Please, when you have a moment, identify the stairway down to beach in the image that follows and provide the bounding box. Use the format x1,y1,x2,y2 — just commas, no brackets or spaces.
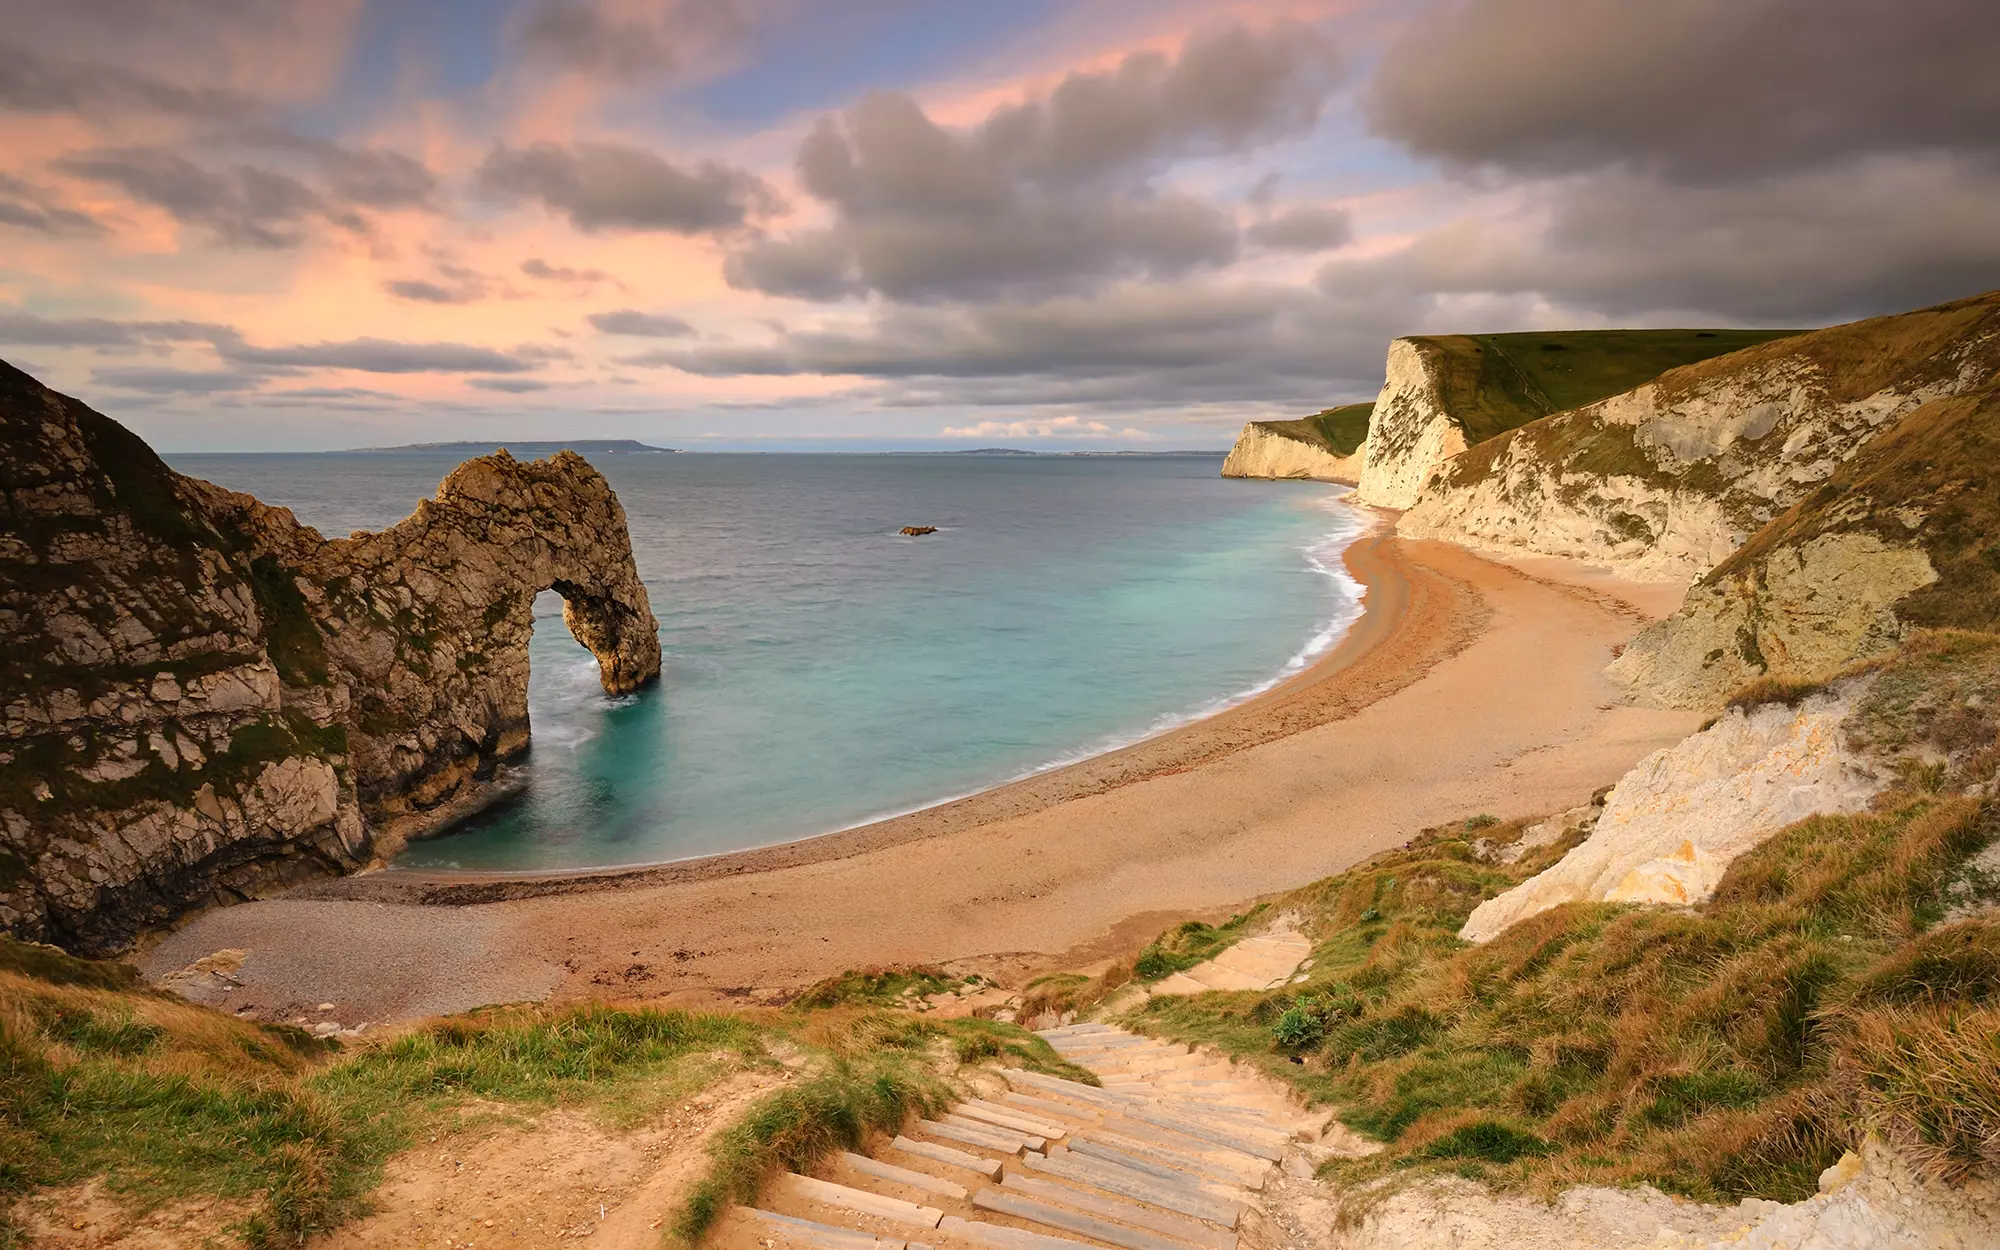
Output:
1146,931,1314,997
713,1023,1333,1250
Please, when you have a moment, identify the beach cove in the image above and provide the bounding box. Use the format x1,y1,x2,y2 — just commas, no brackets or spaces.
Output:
141,522,1703,1023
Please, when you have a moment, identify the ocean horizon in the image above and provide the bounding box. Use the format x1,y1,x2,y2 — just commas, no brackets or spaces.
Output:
169,450,1365,872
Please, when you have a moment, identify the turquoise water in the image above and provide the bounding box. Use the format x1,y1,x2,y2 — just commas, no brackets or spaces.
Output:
168,452,1363,872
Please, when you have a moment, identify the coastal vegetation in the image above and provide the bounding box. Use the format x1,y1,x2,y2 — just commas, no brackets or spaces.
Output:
0,937,1084,1247
1256,402,1374,457
1410,327,1800,447
1087,632,2000,1213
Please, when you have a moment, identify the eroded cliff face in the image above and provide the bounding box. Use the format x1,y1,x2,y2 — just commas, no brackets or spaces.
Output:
1400,292,2000,582
1219,421,1361,480
1459,681,1885,943
0,362,660,953
1352,339,1466,509
1611,385,1998,709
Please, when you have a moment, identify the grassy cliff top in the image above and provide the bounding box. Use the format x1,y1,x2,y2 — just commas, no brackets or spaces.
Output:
1412,328,1802,446
1252,401,1374,457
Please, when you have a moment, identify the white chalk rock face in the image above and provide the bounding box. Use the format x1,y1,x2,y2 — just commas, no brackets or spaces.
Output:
1458,683,1883,943
1219,422,1360,480
1321,1139,2000,1250
1353,339,1465,509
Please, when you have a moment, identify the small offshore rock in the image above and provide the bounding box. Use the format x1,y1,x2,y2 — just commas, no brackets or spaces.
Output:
900,525,938,536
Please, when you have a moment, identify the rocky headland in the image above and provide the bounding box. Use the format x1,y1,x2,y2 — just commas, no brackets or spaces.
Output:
0,360,659,954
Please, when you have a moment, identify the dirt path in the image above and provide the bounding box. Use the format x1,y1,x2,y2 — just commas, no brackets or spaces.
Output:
142,526,1701,1025
316,1071,778,1250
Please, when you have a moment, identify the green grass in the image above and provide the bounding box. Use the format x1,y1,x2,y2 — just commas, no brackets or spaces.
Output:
1413,329,1801,447
1,939,1105,1247
790,965,973,1010
0,961,775,1247
1254,402,1375,458
1131,906,1268,983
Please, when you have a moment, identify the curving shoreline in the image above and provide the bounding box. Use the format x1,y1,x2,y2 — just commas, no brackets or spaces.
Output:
141,522,1704,1023
290,505,1441,905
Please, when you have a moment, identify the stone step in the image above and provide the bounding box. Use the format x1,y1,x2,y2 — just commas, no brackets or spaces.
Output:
1038,1024,1117,1039
1144,1094,1296,1128
1002,1092,1105,1127
917,1119,1037,1156
957,1100,1070,1140
1147,973,1213,996
1020,1152,1240,1227
736,1207,913,1250
997,1176,1234,1250
1176,965,1271,993
891,1136,1004,1179
937,1214,1096,1250
1002,1069,1148,1113
779,1173,944,1230
1048,1033,1151,1052
1081,1053,1210,1074
1064,1141,1249,1197
942,1114,1045,1152
839,1152,971,1201
1073,1132,1267,1191
972,1188,1205,1250
1083,1116,1274,1174
1110,1107,1286,1162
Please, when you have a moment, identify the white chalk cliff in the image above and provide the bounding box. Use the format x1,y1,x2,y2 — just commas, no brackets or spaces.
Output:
1351,338,1466,509
1400,296,2000,581
1459,681,1883,944
1219,421,1360,480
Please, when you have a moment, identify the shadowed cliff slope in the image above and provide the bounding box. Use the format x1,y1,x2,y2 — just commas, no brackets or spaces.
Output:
0,361,660,953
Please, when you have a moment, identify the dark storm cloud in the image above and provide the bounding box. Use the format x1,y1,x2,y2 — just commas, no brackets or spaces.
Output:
54,147,329,248
0,39,257,119
589,309,695,337
1319,158,2000,327
476,140,775,234
517,0,743,82
384,263,497,305
91,365,266,393
726,20,1343,302
643,280,1397,412
1246,205,1351,253
0,309,554,377
53,140,436,249
0,172,102,235
386,280,467,304
1368,0,2000,180
0,311,227,348
521,257,613,284
212,336,539,375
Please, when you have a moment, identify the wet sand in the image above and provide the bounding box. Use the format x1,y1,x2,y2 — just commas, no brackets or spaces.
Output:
141,517,1702,1025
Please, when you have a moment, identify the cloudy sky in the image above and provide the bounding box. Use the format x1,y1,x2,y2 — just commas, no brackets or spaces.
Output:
3,0,1997,451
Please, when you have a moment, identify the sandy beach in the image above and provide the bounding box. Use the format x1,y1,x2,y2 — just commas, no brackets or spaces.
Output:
141,513,1702,1024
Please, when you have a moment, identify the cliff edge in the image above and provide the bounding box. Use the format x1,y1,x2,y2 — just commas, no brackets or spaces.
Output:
1351,328,1798,510
0,361,660,953
1220,403,1370,481
1400,293,2000,583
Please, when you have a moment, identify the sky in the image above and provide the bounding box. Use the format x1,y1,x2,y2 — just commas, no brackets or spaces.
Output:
2,0,1997,452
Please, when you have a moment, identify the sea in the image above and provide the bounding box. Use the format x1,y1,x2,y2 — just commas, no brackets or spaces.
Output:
166,451,1365,873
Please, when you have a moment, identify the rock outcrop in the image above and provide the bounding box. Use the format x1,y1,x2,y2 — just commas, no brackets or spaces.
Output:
0,361,660,953
1322,1138,2000,1250
1459,679,1885,943
1352,339,1468,508
1610,385,1997,709
1220,420,1362,481
1400,292,2000,581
